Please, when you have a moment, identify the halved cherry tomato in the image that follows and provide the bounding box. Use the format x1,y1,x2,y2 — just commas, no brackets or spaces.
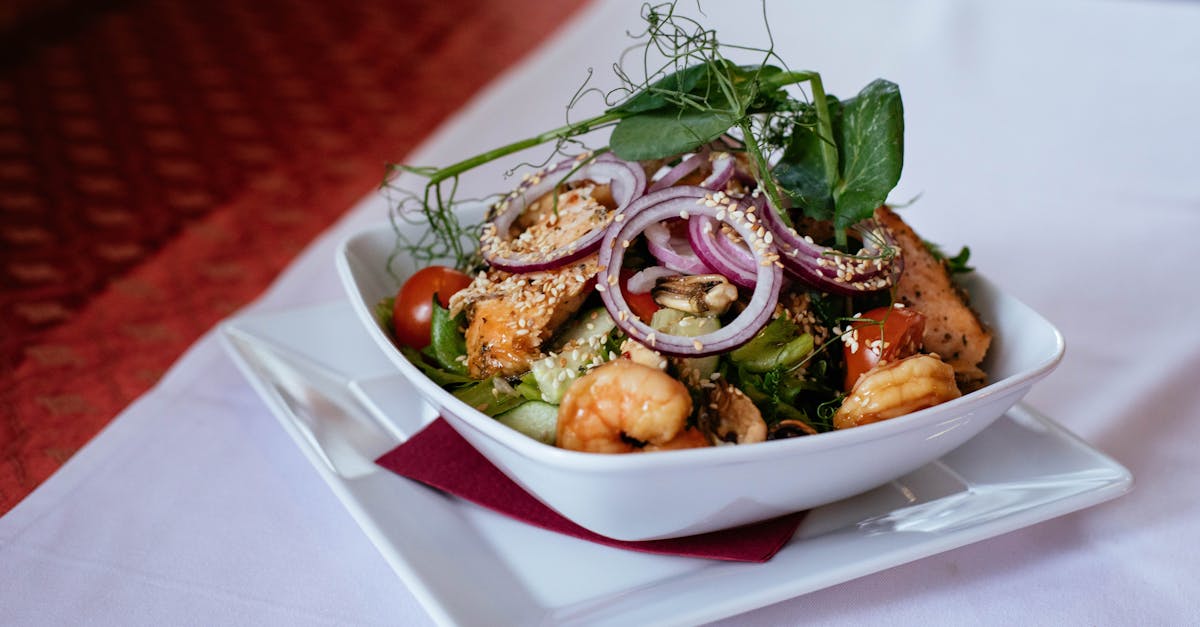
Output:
843,305,925,391
620,269,660,324
393,265,473,348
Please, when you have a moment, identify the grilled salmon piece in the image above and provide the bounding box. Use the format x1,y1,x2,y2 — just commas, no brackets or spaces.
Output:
875,206,991,391
457,257,599,378
455,187,608,379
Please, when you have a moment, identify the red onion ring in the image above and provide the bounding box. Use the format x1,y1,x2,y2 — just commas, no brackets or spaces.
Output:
643,220,710,275
700,152,735,190
686,212,757,288
648,152,707,192
597,186,782,357
759,199,902,295
713,220,757,270
481,154,646,272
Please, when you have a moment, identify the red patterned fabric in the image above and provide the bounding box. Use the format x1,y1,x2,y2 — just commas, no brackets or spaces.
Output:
0,0,589,514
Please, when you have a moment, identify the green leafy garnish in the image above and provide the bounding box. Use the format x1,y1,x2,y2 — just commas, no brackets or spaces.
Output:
774,79,904,240
423,297,468,375
384,1,906,268
451,377,527,417
925,241,975,274
374,296,396,338
609,108,738,161
831,79,904,230
399,347,473,387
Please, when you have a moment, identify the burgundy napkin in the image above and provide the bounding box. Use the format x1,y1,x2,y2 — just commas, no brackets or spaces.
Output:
375,418,804,562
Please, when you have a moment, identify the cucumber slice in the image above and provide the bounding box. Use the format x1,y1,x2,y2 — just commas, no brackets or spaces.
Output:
534,307,617,404
650,308,721,379
552,307,616,348
729,317,814,372
530,355,581,405
496,401,559,445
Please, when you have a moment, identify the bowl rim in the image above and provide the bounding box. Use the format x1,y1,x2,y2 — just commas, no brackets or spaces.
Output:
336,224,1065,474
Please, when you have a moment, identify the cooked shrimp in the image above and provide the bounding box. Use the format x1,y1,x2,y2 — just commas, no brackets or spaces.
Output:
834,354,961,429
556,360,709,453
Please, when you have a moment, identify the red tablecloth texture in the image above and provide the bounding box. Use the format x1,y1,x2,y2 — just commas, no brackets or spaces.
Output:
0,0,588,515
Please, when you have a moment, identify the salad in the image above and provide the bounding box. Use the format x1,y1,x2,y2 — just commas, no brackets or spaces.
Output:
377,2,991,453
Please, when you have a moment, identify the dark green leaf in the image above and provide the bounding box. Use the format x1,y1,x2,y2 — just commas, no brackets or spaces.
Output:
374,296,396,338
452,378,527,417
806,289,848,328
427,298,468,375
610,109,737,161
773,100,839,221
609,61,787,116
946,246,974,274
607,62,721,115
924,241,974,274
608,62,795,161
400,346,474,387
832,79,904,229
731,64,792,113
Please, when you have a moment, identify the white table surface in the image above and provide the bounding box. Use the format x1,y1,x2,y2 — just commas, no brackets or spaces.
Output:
3,0,1198,624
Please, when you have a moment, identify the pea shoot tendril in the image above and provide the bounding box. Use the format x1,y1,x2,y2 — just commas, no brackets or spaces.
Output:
383,0,904,270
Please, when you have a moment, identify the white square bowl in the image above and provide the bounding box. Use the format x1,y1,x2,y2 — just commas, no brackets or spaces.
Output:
336,221,1064,541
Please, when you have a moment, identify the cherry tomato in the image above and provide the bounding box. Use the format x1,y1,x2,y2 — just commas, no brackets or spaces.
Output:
843,305,925,391
620,269,660,324
392,266,473,348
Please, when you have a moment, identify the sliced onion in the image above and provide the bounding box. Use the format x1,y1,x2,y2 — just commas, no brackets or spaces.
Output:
481,154,646,272
686,213,756,288
643,219,710,275
625,266,678,294
713,220,757,270
759,199,902,295
700,152,735,190
598,186,782,357
648,152,707,192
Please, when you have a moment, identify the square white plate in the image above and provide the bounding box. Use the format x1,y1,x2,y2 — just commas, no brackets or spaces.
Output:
220,301,1131,627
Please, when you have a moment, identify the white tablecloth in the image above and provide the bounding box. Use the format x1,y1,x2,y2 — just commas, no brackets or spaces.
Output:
3,0,1198,624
